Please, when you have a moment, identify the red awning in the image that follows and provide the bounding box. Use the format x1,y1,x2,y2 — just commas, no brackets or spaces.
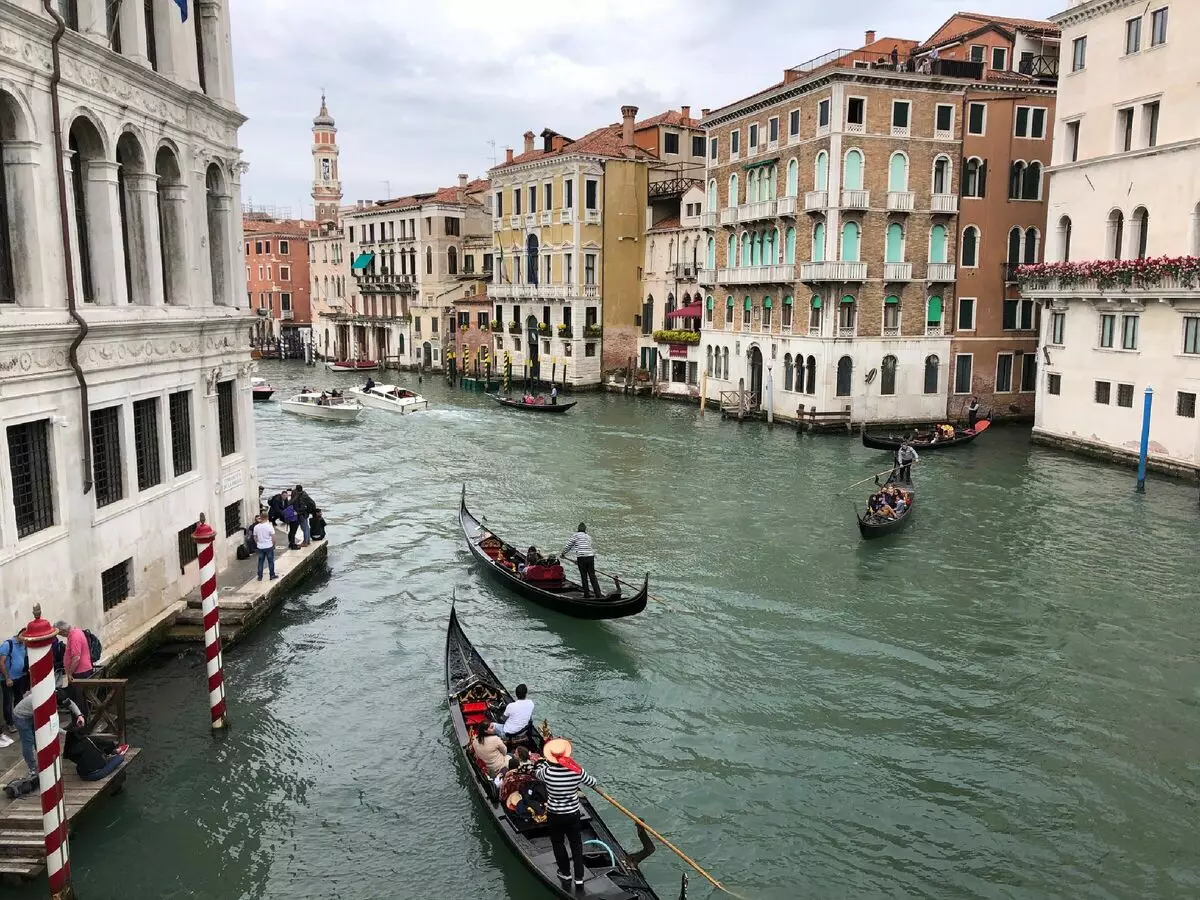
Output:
666,303,703,320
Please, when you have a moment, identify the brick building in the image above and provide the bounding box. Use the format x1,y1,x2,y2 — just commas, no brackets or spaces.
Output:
243,215,313,355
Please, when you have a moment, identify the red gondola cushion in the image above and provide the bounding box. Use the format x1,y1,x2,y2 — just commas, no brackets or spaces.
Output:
461,701,489,726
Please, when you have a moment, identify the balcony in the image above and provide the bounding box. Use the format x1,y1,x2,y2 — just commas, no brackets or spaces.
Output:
835,325,857,339
884,262,913,282
653,329,701,345
800,261,867,282
673,264,698,281
926,324,944,336
583,209,600,224
525,213,537,229
1002,262,1021,284
718,265,795,285
841,190,870,210
1017,54,1059,82
488,283,517,299
698,268,717,285
931,193,959,214
934,128,954,141
739,200,777,222
492,217,502,231
927,263,956,282
584,324,603,339
776,196,797,217
890,125,910,138
355,273,417,294
1017,257,1200,299
508,215,520,229
719,207,739,227
887,192,914,212
882,324,900,337
557,325,575,339
540,211,552,225
804,191,828,212
700,211,719,229
280,309,294,320
582,284,599,297
560,209,574,225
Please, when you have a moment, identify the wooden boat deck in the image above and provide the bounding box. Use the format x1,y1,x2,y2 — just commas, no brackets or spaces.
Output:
0,749,140,882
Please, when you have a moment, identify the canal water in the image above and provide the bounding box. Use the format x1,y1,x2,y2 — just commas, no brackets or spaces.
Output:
22,360,1200,900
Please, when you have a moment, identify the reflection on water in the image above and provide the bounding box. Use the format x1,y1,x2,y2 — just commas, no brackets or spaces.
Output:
19,362,1200,900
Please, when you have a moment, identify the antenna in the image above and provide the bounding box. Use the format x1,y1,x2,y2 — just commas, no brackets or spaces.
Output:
382,180,391,199
487,139,497,167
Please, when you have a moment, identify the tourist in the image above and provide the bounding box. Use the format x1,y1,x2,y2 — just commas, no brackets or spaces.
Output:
283,497,301,549
55,621,94,681
535,738,597,888
63,724,127,782
894,493,908,515
292,484,316,547
470,722,510,777
267,489,290,526
309,508,327,542
967,396,980,430
14,677,83,777
252,513,278,581
518,546,541,575
495,683,534,742
0,629,28,740
550,385,558,405
562,523,602,599
896,442,919,484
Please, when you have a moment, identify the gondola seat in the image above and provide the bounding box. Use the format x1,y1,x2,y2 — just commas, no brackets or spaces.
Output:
522,564,565,585
461,701,489,727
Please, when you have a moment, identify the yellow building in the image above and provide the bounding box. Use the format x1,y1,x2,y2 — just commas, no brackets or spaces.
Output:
486,107,656,386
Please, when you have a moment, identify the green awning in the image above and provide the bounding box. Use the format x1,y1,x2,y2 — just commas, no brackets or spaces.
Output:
783,295,794,306
811,295,822,309
742,156,781,171
726,295,735,307
928,296,943,319
885,295,900,305
706,295,714,310
763,297,773,309
744,296,752,311
351,252,374,271
841,295,855,304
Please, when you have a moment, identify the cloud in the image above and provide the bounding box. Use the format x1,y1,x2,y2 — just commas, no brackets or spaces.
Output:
230,0,1060,213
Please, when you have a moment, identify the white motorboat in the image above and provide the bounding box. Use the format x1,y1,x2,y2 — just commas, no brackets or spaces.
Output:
348,383,429,413
251,377,275,402
279,392,362,422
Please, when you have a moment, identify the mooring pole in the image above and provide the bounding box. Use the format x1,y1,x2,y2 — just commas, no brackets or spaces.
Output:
192,514,229,730
1136,386,1153,493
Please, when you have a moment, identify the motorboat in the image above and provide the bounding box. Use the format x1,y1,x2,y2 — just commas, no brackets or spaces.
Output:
251,377,275,402
279,392,362,422
348,383,429,413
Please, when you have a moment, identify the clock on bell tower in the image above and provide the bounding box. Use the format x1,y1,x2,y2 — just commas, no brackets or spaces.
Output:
311,92,342,225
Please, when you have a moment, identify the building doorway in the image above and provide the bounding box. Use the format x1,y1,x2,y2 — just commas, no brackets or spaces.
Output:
748,345,763,405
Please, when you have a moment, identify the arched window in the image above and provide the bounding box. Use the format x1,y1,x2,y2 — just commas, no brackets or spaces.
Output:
1058,215,1073,262
840,221,860,261
932,155,951,195
923,355,939,394
961,225,979,268
204,162,230,305
1009,161,1027,200
786,159,799,197
1132,206,1149,259
767,228,778,264
814,151,829,192
783,353,794,391
1022,161,1042,201
927,296,944,332
68,117,108,303
524,234,538,283
812,222,826,262
843,149,864,191
838,295,856,334
885,223,904,263
784,227,796,264
666,292,675,316
1023,227,1039,264
1108,209,1125,259
749,232,759,266
806,355,816,394
706,236,715,269
963,157,986,198
792,354,801,392
888,153,909,192
425,245,434,274
1007,226,1022,264
767,165,777,199
728,173,739,207
741,231,751,267
706,345,713,376
726,234,735,267
747,170,758,204
836,355,853,397
707,179,717,211
880,355,898,395
447,246,458,275
883,294,900,333
155,145,187,305
722,347,729,379
116,131,153,304
930,224,948,265
809,296,822,335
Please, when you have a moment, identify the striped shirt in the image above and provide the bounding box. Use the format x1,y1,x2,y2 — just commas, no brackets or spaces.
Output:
535,761,596,814
562,531,594,558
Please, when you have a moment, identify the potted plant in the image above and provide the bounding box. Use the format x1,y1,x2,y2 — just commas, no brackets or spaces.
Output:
557,323,573,338
508,321,520,334
584,324,602,338
490,319,502,331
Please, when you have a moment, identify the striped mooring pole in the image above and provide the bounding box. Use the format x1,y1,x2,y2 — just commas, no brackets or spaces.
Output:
24,616,73,899
192,514,229,730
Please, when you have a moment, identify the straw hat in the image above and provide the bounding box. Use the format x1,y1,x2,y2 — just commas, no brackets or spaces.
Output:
542,738,573,764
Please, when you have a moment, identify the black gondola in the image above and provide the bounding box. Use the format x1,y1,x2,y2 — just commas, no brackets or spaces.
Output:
857,471,916,539
445,607,686,900
460,486,649,620
861,417,991,451
489,394,578,414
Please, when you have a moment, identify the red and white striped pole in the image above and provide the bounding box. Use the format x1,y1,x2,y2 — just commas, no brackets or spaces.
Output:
24,616,74,899
192,514,229,730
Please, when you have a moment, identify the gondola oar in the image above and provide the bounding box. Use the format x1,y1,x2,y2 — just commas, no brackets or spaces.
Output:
836,467,898,495
590,787,752,900
589,564,690,613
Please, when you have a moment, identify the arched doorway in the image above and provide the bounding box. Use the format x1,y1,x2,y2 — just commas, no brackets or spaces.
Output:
526,234,539,283
748,345,764,405
422,341,433,369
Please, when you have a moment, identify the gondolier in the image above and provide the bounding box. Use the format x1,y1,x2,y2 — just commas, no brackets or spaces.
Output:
562,523,602,599
535,738,597,889
897,442,918,484
967,396,980,430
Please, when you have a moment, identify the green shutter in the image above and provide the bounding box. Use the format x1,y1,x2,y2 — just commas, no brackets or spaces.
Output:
885,295,900,305
744,296,752,311
783,295,794,306
811,295,822,309
763,296,773,309
706,295,714,310
928,296,943,320
841,295,855,304
726,295,735,307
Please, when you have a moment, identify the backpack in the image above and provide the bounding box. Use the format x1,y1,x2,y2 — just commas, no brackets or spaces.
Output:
84,629,102,665
283,504,298,523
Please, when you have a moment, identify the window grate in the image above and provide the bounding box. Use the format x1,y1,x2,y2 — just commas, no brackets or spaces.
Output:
217,381,236,456
169,390,193,475
1117,383,1134,408
224,500,243,538
178,522,199,571
90,406,124,507
7,419,55,538
133,398,162,491
101,559,131,612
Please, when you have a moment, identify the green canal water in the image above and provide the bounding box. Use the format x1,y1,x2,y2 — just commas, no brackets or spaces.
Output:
22,361,1200,900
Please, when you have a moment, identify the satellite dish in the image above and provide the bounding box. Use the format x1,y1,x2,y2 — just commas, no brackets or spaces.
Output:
865,368,878,384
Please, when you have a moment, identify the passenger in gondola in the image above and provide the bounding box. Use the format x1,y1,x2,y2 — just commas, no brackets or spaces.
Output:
893,493,908,515
494,683,534,743
470,722,510,778
517,546,541,575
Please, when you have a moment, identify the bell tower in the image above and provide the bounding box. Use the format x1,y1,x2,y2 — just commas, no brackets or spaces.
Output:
311,92,342,225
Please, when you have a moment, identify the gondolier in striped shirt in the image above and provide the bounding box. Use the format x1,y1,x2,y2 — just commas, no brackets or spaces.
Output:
535,738,596,888
562,523,603,599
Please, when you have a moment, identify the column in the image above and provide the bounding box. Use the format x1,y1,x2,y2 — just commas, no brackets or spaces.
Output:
116,0,151,68
1,141,49,307
197,1,227,102
79,0,108,46
163,0,201,91
84,159,126,305
227,163,246,308
125,172,164,305
190,162,214,307
158,182,192,304
207,191,232,306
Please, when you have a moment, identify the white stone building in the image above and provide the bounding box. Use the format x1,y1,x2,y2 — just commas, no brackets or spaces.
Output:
0,0,255,646
1023,0,1200,471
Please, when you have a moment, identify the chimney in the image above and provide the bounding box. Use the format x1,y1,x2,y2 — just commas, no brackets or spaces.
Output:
865,29,876,45
457,173,468,203
552,134,567,151
701,108,710,117
681,105,691,120
621,105,638,149
523,130,535,154
505,147,514,164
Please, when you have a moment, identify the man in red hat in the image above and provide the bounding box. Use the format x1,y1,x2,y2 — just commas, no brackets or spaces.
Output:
535,738,597,889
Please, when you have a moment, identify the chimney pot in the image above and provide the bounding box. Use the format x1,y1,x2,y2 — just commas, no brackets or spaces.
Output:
865,29,876,45
621,104,638,149
701,108,710,117
523,130,535,153
505,147,514,164
681,105,691,120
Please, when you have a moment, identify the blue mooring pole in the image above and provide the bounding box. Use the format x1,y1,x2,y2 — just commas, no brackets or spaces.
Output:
1136,386,1153,493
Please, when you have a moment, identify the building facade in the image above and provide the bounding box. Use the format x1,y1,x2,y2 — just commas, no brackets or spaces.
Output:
0,0,255,646
309,222,347,360
243,215,312,354
1022,0,1200,471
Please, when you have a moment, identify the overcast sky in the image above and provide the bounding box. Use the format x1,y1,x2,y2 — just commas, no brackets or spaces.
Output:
230,0,1059,216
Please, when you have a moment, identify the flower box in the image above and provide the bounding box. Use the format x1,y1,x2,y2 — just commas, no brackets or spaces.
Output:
584,325,603,338
508,322,521,334
1017,256,1200,291
652,329,700,345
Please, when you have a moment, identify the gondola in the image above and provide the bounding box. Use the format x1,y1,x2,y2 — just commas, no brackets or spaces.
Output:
459,486,649,620
861,417,991,451
489,394,577,414
857,470,916,539
445,607,685,900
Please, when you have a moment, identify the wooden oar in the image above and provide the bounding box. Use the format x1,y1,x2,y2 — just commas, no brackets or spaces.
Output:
836,467,897,495
589,564,690,613
591,787,751,899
